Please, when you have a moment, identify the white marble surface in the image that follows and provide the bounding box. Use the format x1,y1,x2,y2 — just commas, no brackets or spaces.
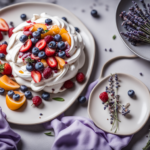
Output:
1,0,150,149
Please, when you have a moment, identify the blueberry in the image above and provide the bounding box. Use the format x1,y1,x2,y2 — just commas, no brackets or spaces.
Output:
13,94,20,101
42,92,50,100
32,47,40,56
38,51,46,59
78,96,86,104
26,63,34,72
32,31,41,39
35,62,44,71
31,38,38,44
62,17,67,22
8,90,14,98
2,41,8,45
20,14,27,20
57,41,66,50
45,19,52,25
25,91,33,99
75,27,80,33
128,90,135,97
0,88,5,95
37,28,44,33
48,41,56,49
0,53,5,59
54,34,62,42
58,51,66,58
20,85,28,92
19,35,28,43
10,21,14,27
91,9,98,17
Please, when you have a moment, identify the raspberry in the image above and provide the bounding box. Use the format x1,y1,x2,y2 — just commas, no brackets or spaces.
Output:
99,92,108,103
32,96,42,106
0,32,3,41
76,72,85,83
44,35,53,43
43,67,52,79
64,80,74,89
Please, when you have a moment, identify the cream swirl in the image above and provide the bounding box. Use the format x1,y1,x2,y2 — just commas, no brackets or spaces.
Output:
6,13,85,93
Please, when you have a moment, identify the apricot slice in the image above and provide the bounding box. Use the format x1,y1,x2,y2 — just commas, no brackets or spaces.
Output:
6,91,26,111
0,75,20,90
41,59,48,68
61,33,71,46
59,28,68,35
31,23,47,32
55,56,65,69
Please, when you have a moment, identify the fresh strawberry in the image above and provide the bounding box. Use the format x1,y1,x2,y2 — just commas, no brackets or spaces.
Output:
0,18,9,31
32,96,42,106
26,20,31,23
43,67,52,79
99,92,108,103
0,63,12,75
45,46,55,57
8,27,14,38
23,24,33,31
23,31,32,37
20,39,32,52
31,54,40,60
63,80,74,89
35,39,47,50
76,72,85,83
0,44,7,54
31,71,42,83
44,35,53,43
0,32,3,41
46,57,57,69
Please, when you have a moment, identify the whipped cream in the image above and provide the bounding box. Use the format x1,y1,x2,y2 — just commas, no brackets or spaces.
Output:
6,13,85,93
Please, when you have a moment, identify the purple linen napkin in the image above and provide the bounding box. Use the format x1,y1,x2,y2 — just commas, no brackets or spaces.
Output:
43,80,133,150
0,107,20,150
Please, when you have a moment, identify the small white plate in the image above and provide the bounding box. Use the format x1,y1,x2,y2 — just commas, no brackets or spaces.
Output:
0,2,95,125
88,73,150,135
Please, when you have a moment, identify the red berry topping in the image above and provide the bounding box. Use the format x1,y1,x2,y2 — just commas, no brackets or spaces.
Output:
31,71,42,83
23,24,33,31
23,31,32,37
43,67,52,79
0,32,3,41
46,57,57,69
64,80,74,89
0,44,7,54
31,54,40,60
8,27,14,38
45,46,55,57
0,18,9,32
20,39,32,52
26,20,31,23
22,52,32,61
44,35,53,43
32,96,42,107
0,63,12,75
76,72,85,83
35,39,47,50
99,92,108,103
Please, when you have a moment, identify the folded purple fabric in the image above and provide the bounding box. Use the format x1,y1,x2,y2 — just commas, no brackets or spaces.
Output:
43,80,133,150
0,107,20,150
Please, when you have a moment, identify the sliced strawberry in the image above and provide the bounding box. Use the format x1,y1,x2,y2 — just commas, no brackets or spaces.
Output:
0,44,7,54
0,32,3,41
20,39,32,52
31,71,42,83
23,24,33,31
45,46,55,57
0,63,12,75
35,39,46,50
46,57,58,69
0,18,9,31
31,54,40,60
23,31,32,37
8,27,14,38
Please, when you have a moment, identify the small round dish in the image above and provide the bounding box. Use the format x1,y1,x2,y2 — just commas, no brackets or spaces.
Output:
116,0,150,61
0,2,95,125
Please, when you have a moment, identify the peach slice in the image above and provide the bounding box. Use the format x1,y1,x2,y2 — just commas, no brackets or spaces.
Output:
31,23,47,32
55,56,65,69
41,59,48,68
0,75,20,90
61,33,71,46
6,91,26,111
59,28,68,35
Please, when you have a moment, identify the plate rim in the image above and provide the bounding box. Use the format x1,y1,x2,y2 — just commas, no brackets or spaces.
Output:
88,73,150,136
0,2,96,125
115,0,150,62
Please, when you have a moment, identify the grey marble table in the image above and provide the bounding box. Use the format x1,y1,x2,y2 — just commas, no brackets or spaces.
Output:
1,0,150,149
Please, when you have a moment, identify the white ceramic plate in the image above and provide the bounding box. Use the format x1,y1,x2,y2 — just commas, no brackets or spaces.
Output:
0,2,95,125
116,0,150,61
88,73,150,135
